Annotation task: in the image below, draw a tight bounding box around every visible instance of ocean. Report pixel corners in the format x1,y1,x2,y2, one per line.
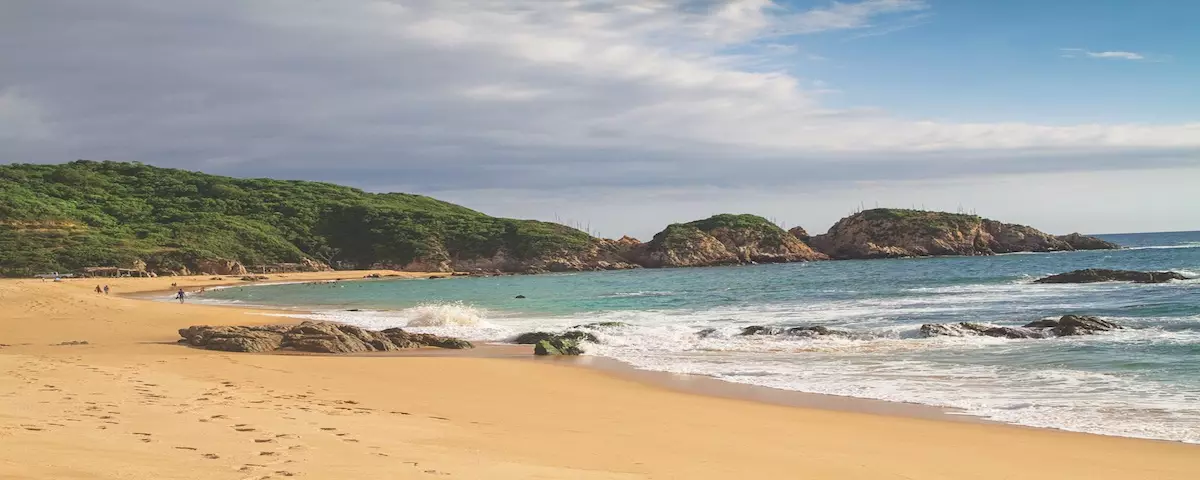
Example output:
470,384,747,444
201,231,1200,443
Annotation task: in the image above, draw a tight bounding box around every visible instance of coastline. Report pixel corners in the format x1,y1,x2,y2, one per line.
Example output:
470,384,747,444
2,273,1199,479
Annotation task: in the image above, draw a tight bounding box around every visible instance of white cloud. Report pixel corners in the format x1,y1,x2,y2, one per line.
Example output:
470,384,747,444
1060,48,1149,61
0,0,1196,200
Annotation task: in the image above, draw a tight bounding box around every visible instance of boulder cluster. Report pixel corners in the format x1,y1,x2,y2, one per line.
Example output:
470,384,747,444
919,315,1122,339
1034,269,1189,284
178,321,473,353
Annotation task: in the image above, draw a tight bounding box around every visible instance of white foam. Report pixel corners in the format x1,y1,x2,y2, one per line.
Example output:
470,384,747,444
402,301,485,327
1123,243,1200,250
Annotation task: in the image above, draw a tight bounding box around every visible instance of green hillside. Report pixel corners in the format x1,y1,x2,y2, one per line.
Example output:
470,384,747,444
0,161,592,276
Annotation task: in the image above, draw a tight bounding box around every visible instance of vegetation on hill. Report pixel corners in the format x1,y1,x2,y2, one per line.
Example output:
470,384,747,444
0,160,592,276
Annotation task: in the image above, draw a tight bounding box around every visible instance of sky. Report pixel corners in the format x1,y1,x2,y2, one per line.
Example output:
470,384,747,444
1,0,1198,239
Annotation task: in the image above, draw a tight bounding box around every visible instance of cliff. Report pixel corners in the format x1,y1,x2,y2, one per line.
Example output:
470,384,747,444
628,214,827,268
809,209,1118,260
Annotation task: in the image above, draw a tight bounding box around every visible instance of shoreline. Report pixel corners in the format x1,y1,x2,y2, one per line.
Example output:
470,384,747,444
155,274,1187,442
3,272,1200,479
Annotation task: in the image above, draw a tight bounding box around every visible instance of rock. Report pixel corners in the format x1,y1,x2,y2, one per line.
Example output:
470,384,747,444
1056,233,1121,251
919,322,1044,339
387,330,474,349
194,259,247,276
787,226,811,243
921,316,1121,339
178,325,287,352
1034,269,1188,284
281,322,395,353
514,295,526,299
740,326,784,335
626,214,827,268
178,322,472,353
572,322,629,329
533,338,583,355
1023,315,1122,336
696,328,719,338
808,208,1114,260
785,326,835,336
512,330,599,345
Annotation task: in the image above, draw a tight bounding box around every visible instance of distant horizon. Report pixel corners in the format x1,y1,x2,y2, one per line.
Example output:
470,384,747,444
8,159,1198,241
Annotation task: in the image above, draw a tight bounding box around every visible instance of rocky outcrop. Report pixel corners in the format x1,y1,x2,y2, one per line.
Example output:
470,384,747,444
443,236,642,274
533,338,583,355
787,226,811,243
512,330,599,344
809,209,1119,259
1034,269,1189,284
627,214,827,268
919,323,1044,339
1056,233,1121,251
1028,315,1122,336
179,321,472,353
920,315,1121,339
739,325,844,337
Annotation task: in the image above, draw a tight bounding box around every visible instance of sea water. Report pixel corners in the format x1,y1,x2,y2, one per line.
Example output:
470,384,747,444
202,231,1200,442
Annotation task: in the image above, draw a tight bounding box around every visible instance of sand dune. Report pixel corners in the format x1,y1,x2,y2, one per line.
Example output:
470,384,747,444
2,273,1198,479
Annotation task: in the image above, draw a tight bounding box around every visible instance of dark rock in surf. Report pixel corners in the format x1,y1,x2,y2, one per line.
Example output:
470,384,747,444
919,322,1045,339
785,326,836,336
1034,269,1188,284
572,321,629,329
514,295,526,299
1023,315,1121,336
740,326,784,336
512,330,598,345
740,325,844,336
533,338,583,356
696,328,719,338
920,315,1121,340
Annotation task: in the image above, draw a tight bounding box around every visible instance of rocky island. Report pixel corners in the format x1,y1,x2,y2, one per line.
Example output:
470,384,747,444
626,214,827,267
807,208,1117,260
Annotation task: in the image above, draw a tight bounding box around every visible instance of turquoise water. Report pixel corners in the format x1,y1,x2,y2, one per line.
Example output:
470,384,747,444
204,231,1200,442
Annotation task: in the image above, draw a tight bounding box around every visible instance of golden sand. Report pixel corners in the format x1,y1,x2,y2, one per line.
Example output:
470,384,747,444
1,273,1198,479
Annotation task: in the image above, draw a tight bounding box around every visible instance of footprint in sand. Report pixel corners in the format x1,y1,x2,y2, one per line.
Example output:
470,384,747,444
174,446,197,451
202,453,220,459
236,427,258,432
254,439,275,443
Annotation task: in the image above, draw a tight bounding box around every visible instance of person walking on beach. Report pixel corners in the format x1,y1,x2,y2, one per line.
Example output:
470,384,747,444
176,288,186,304
95,285,103,294
103,285,110,295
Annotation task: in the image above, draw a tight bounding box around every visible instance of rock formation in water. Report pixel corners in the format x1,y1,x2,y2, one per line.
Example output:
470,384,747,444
178,321,472,353
533,337,584,355
512,330,599,345
1034,269,1189,284
626,214,827,268
739,325,844,337
1055,233,1121,251
919,315,1121,339
808,209,1118,260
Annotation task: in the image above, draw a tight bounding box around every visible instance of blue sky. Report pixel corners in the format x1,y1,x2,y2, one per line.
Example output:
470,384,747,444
1,0,1198,237
777,0,1199,123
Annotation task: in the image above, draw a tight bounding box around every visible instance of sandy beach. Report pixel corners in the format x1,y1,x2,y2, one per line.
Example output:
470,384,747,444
2,273,1199,480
